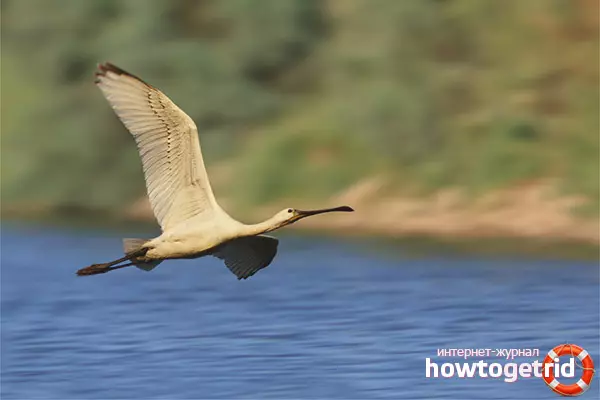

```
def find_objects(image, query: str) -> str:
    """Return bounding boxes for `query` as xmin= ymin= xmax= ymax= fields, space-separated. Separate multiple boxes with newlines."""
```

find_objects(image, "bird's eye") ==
xmin=287 ymin=209 xmax=293 ymax=213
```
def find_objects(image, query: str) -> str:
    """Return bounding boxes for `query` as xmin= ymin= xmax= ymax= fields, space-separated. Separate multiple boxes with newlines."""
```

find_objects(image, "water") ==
xmin=1 ymin=223 xmax=598 ymax=399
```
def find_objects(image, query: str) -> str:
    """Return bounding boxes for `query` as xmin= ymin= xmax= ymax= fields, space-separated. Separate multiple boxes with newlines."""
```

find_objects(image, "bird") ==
xmin=76 ymin=62 xmax=354 ymax=279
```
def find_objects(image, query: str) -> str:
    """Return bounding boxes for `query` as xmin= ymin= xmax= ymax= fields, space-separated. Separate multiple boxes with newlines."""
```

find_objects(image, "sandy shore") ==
xmin=123 ymin=178 xmax=599 ymax=246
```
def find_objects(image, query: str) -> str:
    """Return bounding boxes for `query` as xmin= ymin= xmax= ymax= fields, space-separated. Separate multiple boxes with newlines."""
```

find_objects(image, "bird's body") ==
xmin=145 ymin=208 xmax=243 ymax=259
xmin=77 ymin=62 xmax=353 ymax=279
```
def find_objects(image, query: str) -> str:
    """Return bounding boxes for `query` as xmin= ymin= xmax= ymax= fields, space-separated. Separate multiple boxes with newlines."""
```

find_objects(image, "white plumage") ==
xmin=96 ymin=64 xmax=215 ymax=230
xmin=77 ymin=62 xmax=353 ymax=280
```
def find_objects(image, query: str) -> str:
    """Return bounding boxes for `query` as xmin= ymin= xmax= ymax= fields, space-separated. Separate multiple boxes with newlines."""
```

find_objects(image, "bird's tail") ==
xmin=123 ymin=238 xmax=162 ymax=271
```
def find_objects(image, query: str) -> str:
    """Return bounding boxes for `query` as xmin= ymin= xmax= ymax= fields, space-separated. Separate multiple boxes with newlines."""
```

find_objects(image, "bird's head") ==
xmin=270 ymin=205 xmax=354 ymax=230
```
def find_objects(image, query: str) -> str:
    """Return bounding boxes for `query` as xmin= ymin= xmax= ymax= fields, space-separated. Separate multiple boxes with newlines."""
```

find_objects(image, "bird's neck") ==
xmin=240 ymin=217 xmax=281 ymax=237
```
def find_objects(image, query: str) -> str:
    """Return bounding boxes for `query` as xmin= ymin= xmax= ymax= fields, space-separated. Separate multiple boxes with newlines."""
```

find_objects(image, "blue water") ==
xmin=1 ymin=223 xmax=598 ymax=399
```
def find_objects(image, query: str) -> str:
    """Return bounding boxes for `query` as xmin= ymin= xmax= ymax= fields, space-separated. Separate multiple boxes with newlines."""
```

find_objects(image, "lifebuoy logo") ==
xmin=542 ymin=344 xmax=595 ymax=397
xmin=426 ymin=343 xmax=595 ymax=396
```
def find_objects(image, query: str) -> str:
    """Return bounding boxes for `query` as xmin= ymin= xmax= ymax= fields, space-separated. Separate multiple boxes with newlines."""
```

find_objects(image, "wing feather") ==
xmin=213 ymin=236 xmax=279 ymax=280
xmin=95 ymin=62 xmax=217 ymax=230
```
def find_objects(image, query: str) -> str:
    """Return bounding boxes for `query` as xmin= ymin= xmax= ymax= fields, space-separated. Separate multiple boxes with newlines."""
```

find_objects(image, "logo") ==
xmin=542 ymin=344 xmax=595 ymax=397
xmin=427 ymin=345 xmax=595 ymax=396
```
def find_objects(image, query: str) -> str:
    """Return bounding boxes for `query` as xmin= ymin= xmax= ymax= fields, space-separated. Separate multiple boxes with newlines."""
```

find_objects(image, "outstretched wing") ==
xmin=212 ymin=235 xmax=279 ymax=280
xmin=95 ymin=62 xmax=217 ymax=231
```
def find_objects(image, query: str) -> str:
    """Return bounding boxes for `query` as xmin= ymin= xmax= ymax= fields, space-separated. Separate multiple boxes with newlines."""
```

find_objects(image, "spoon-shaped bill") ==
xmin=296 ymin=205 xmax=354 ymax=218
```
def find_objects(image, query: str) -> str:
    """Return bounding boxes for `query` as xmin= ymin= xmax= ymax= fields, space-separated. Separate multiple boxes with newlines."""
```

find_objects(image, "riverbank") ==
xmin=119 ymin=177 xmax=598 ymax=246
xmin=3 ymin=177 xmax=598 ymax=259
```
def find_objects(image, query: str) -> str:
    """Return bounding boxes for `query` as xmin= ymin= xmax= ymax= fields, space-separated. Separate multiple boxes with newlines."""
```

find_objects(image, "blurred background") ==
xmin=1 ymin=1 xmax=599 ymax=399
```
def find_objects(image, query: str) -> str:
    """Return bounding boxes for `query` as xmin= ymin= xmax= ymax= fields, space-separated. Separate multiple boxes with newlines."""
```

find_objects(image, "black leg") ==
xmin=76 ymin=262 xmax=136 ymax=276
xmin=76 ymin=249 xmax=146 ymax=276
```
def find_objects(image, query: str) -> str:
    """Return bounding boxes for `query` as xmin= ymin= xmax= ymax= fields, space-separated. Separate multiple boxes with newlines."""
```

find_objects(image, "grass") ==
xmin=1 ymin=0 xmax=598 ymax=220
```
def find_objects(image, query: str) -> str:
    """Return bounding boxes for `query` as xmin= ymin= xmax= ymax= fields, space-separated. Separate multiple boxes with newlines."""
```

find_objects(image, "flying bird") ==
xmin=77 ymin=62 xmax=353 ymax=279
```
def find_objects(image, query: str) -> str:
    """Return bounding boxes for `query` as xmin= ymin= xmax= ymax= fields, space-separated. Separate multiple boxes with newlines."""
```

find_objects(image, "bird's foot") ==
xmin=76 ymin=263 xmax=111 ymax=276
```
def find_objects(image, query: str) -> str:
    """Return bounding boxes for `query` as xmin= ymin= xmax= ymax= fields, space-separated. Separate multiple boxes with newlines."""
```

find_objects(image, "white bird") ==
xmin=77 ymin=62 xmax=353 ymax=279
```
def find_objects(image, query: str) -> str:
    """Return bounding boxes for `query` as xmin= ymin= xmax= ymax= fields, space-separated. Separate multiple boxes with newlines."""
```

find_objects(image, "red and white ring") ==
xmin=542 ymin=344 xmax=595 ymax=397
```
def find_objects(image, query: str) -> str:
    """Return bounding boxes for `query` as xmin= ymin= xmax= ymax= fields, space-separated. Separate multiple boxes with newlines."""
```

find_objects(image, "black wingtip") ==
xmin=94 ymin=62 xmax=152 ymax=87
xmin=96 ymin=62 xmax=126 ymax=76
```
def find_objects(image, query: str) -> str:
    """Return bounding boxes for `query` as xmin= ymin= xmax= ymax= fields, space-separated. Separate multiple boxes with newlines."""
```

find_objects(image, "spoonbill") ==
xmin=76 ymin=62 xmax=354 ymax=279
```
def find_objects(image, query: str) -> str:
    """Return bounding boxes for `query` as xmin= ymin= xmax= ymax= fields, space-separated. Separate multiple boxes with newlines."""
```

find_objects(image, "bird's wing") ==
xmin=95 ymin=62 xmax=217 ymax=231
xmin=212 ymin=235 xmax=279 ymax=279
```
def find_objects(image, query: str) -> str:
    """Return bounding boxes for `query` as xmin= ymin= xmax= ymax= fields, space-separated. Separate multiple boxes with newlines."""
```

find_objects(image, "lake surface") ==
xmin=1 ymin=223 xmax=598 ymax=399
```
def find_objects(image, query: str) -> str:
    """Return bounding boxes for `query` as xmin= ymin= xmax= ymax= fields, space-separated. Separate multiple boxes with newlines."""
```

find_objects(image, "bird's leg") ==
xmin=76 ymin=249 xmax=146 ymax=276
xmin=76 ymin=261 xmax=135 ymax=276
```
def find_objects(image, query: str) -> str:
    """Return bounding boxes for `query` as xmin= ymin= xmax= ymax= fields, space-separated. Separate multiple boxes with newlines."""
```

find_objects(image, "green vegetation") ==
xmin=2 ymin=0 xmax=598 ymax=215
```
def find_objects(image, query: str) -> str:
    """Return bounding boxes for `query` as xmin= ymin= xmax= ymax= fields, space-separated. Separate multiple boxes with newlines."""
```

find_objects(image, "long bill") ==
xmin=295 ymin=205 xmax=354 ymax=219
